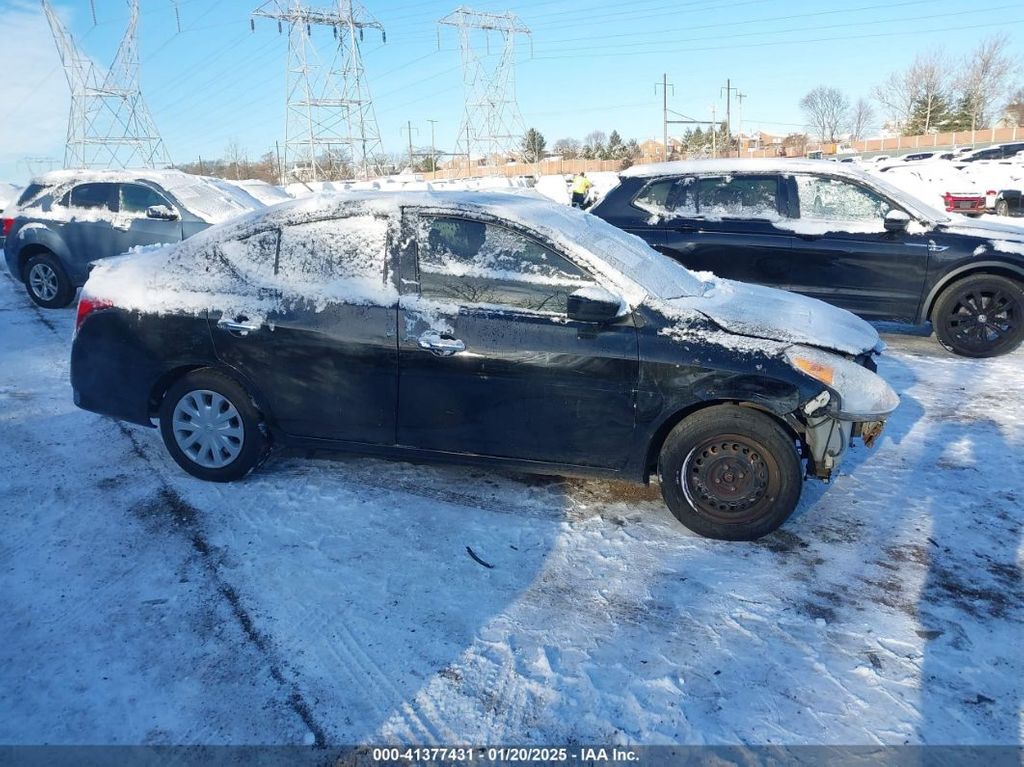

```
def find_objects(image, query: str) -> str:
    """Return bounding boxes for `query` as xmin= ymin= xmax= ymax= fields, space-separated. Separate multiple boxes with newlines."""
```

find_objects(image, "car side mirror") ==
xmin=146 ymin=204 xmax=178 ymax=220
xmin=884 ymin=209 xmax=911 ymax=232
xmin=567 ymin=287 xmax=626 ymax=323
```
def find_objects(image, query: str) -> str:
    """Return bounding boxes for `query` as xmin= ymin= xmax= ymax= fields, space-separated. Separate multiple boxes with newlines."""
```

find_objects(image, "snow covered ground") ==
xmin=0 ymin=270 xmax=1021 ymax=746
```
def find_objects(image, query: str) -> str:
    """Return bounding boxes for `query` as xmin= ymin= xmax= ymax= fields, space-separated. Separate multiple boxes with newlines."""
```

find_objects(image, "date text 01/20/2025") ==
xmin=370 ymin=747 xmax=640 ymax=762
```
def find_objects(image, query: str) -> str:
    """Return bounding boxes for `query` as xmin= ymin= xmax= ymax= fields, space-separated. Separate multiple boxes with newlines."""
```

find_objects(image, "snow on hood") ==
xmin=940 ymin=215 xmax=1024 ymax=242
xmin=663 ymin=278 xmax=883 ymax=356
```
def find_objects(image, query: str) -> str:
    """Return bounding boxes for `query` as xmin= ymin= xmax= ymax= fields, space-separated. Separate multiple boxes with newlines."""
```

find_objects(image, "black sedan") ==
xmin=591 ymin=159 xmax=1024 ymax=357
xmin=71 ymin=192 xmax=898 ymax=541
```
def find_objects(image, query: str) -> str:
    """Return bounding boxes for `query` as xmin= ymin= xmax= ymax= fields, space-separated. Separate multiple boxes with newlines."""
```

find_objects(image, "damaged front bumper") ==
xmin=798 ymin=387 xmax=898 ymax=480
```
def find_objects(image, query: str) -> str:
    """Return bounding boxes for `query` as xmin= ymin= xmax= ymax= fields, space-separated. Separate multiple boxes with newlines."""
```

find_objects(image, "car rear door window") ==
xmin=70 ymin=183 xmax=117 ymax=211
xmin=794 ymin=175 xmax=893 ymax=222
xmin=633 ymin=178 xmax=697 ymax=217
xmin=417 ymin=216 xmax=594 ymax=314
xmin=219 ymin=229 xmax=281 ymax=283
xmin=119 ymin=183 xmax=171 ymax=214
xmin=696 ymin=175 xmax=780 ymax=219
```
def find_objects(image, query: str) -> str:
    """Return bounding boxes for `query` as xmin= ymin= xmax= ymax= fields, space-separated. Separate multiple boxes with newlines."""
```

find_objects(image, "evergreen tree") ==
xmin=520 ymin=128 xmax=546 ymax=163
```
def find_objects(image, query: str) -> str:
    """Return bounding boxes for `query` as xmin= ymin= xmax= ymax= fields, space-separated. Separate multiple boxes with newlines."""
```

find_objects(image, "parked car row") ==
xmin=5 ymin=161 xmax=1023 ymax=542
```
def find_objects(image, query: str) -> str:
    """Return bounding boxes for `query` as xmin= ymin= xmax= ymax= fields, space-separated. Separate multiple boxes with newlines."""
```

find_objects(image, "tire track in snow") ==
xmin=114 ymin=423 xmax=329 ymax=746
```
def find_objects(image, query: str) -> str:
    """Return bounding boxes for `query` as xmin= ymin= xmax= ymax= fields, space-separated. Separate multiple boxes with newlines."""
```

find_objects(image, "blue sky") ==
xmin=1 ymin=0 xmax=1023 ymax=184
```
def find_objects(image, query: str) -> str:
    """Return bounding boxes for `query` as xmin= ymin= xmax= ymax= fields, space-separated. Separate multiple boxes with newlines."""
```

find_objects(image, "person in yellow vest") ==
xmin=570 ymin=172 xmax=593 ymax=208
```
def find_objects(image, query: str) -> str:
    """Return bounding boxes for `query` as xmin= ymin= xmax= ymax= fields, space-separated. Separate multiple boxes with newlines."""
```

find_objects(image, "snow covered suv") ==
xmin=70 ymin=191 xmax=899 ymax=541
xmin=2 ymin=169 xmax=265 ymax=309
xmin=591 ymin=159 xmax=1024 ymax=357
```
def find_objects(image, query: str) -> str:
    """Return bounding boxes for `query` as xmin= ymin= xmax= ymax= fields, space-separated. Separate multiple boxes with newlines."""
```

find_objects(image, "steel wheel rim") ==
xmin=943 ymin=286 xmax=1019 ymax=351
xmin=29 ymin=263 xmax=59 ymax=301
xmin=681 ymin=434 xmax=779 ymax=525
xmin=171 ymin=389 xmax=245 ymax=469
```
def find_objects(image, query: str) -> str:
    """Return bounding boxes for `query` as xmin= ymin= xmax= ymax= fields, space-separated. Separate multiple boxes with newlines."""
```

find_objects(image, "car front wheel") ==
xmin=24 ymin=252 xmax=75 ymax=309
xmin=658 ymin=404 xmax=802 ymax=541
xmin=159 ymin=369 xmax=270 ymax=482
xmin=932 ymin=274 xmax=1024 ymax=358
xmin=994 ymin=200 xmax=1009 ymax=217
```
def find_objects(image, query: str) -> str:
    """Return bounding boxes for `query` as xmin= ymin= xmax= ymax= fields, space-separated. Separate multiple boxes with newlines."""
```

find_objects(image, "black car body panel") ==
xmin=70 ymin=192 xmax=897 ymax=488
xmin=591 ymin=160 xmax=1024 ymax=325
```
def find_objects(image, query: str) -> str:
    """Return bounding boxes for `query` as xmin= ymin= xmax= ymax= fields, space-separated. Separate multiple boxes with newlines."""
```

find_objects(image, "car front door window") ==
xmin=120 ymin=184 xmax=172 ymax=216
xmin=795 ymin=175 xmax=893 ymax=222
xmin=416 ymin=216 xmax=595 ymax=314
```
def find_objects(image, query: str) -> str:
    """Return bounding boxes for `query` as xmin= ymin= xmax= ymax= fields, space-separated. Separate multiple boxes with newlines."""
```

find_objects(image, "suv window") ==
xmin=795 ymin=175 xmax=893 ymax=221
xmin=417 ymin=216 xmax=593 ymax=314
xmin=634 ymin=175 xmax=779 ymax=219
xmin=70 ymin=183 xmax=117 ymax=211
xmin=120 ymin=183 xmax=171 ymax=214
xmin=219 ymin=229 xmax=281 ymax=283
xmin=697 ymin=176 xmax=779 ymax=219
xmin=15 ymin=183 xmax=46 ymax=207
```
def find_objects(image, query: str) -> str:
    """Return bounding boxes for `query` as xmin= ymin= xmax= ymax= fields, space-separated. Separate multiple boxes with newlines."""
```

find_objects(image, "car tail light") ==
xmin=942 ymin=193 xmax=954 ymax=211
xmin=1 ymin=218 xmax=13 ymax=237
xmin=75 ymin=296 xmax=113 ymax=333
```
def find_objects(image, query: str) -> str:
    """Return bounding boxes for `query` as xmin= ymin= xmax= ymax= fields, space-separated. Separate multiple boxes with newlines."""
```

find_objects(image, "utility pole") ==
xmin=736 ymin=91 xmax=746 ymax=155
xmin=401 ymin=120 xmax=418 ymax=167
xmin=710 ymin=105 xmax=717 ymax=159
xmin=655 ymin=73 xmax=674 ymax=161
xmin=426 ymin=118 xmax=438 ymax=172
xmin=720 ymin=79 xmax=739 ymax=157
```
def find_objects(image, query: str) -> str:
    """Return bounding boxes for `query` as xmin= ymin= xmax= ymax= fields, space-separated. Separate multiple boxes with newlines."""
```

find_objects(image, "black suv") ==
xmin=591 ymin=159 xmax=1024 ymax=357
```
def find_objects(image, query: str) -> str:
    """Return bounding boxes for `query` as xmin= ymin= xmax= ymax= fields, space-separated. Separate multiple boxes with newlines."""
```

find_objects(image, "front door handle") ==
xmin=418 ymin=331 xmax=465 ymax=357
xmin=218 ymin=317 xmax=261 ymax=336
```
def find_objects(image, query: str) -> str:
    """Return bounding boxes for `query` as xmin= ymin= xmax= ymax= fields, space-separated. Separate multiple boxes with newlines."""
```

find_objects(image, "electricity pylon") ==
xmin=41 ymin=0 xmax=170 ymax=169
xmin=252 ymin=0 xmax=385 ymax=181
xmin=438 ymin=6 xmax=530 ymax=170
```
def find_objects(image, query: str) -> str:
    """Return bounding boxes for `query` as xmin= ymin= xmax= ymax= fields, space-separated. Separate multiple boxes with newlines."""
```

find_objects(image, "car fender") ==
xmin=7 ymin=222 xmax=73 ymax=278
xmin=919 ymin=259 xmax=1024 ymax=322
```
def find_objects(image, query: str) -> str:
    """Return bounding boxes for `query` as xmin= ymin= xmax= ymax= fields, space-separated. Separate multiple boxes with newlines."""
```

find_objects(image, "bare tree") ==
xmin=800 ymin=86 xmax=850 ymax=143
xmin=953 ymin=34 xmax=1019 ymax=130
xmin=849 ymin=98 xmax=875 ymax=140
xmin=874 ymin=50 xmax=948 ymax=134
xmin=552 ymin=137 xmax=581 ymax=159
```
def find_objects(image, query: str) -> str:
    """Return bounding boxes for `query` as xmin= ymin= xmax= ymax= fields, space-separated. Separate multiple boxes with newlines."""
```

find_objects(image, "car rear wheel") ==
xmin=24 ymin=252 xmax=75 ymax=309
xmin=658 ymin=404 xmax=802 ymax=541
xmin=995 ymin=200 xmax=1009 ymax=216
xmin=159 ymin=369 xmax=270 ymax=482
xmin=932 ymin=274 xmax=1024 ymax=358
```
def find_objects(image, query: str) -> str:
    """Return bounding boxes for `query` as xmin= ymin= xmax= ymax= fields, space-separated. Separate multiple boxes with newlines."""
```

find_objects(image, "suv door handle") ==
xmin=418 ymin=331 xmax=465 ymax=357
xmin=218 ymin=317 xmax=261 ymax=336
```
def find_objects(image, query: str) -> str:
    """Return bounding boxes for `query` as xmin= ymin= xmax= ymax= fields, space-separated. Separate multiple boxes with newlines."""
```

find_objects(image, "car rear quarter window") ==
xmin=417 ymin=216 xmax=594 ymax=314
xmin=795 ymin=175 xmax=893 ymax=222
xmin=70 ymin=183 xmax=117 ymax=211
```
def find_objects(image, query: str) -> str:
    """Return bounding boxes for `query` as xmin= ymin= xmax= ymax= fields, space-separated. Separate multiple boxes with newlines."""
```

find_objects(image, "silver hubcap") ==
xmin=29 ymin=263 xmax=59 ymax=301
xmin=171 ymin=389 xmax=245 ymax=469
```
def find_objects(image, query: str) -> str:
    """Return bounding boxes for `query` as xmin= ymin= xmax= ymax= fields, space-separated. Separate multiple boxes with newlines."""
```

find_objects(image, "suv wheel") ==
xmin=159 ymin=369 xmax=270 ymax=482
xmin=24 ymin=252 xmax=75 ymax=309
xmin=994 ymin=199 xmax=1010 ymax=217
xmin=658 ymin=404 xmax=802 ymax=541
xmin=932 ymin=274 xmax=1024 ymax=358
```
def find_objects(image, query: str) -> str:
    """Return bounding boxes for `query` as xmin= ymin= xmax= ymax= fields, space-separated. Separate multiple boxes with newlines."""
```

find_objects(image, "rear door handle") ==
xmin=418 ymin=331 xmax=465 ymax=357
xmin=218 ymin=317 xmax=261 ymax=336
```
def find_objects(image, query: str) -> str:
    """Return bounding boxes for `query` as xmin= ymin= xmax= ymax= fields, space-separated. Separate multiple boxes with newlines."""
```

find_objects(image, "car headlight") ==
xmin=785 ymin=345 xmax=900 ymax=419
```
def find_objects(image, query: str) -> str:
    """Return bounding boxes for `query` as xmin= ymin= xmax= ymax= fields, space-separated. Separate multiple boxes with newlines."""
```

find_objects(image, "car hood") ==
xmin=938 ymin=215 xmax=1024 ymax=241
xmin=664 ymin=279 xmax=883 ymax=356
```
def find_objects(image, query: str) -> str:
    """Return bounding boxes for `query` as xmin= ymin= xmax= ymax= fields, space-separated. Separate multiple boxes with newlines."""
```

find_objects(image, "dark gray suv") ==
xmin=2 ymin=169 xmax=264 ymax=308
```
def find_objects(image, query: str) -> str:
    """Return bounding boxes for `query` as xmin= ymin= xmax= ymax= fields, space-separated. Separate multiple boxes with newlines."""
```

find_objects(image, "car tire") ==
xmin=158 ymin=369 xmax=270 ymax=482
xmin=995 ymin=200 xmax=1010 ymax=217
xmin=23 ymin=252 xmax=75 ymax=309
xmin=658 ymin=404 xmax=802 ymax=541
xmin=932 ymin=274 xmax=1024 ymax=358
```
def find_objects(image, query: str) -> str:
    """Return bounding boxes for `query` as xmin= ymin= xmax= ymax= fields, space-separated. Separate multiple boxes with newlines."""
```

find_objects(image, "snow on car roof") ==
xmin=30 ymin=168 xmax=263 ymax=224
